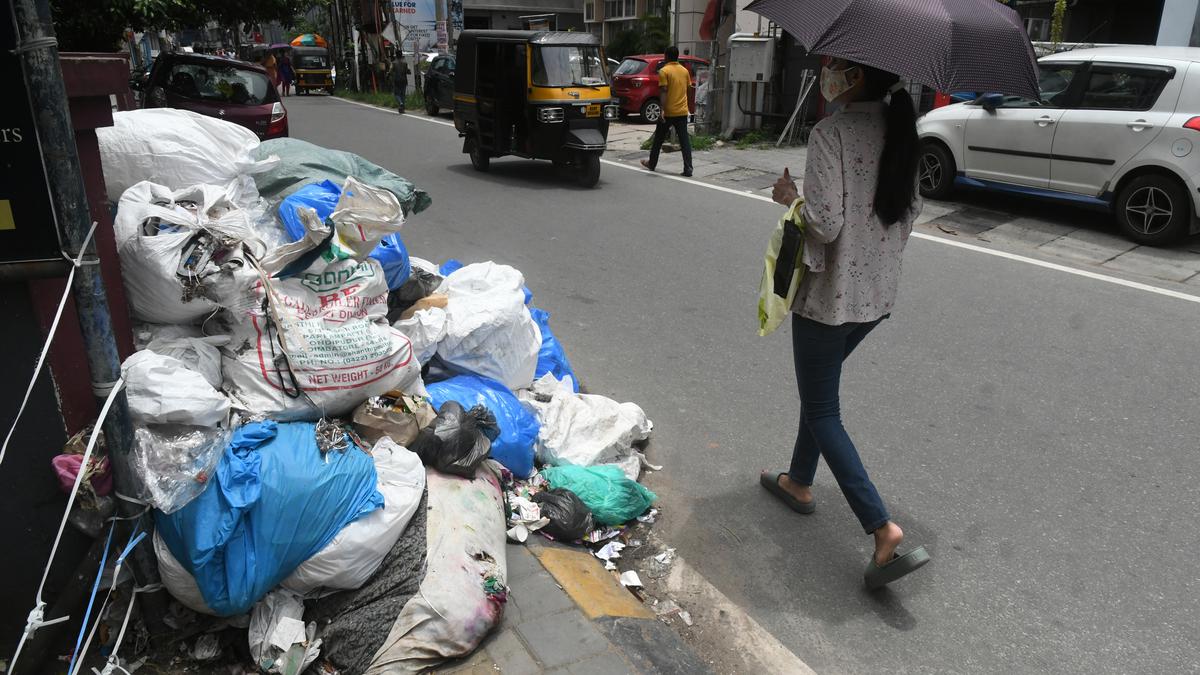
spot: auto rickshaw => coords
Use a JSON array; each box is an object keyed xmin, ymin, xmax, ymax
[
  {"xmin": 453, "ymin": 30, "xmax": 618, "ymax": 188},
  {"xmin": 292, "ymin": 45, "xmax": 333, "ymax": 94}
]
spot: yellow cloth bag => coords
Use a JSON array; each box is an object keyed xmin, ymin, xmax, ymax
[{"xmin": 757, "ymin": 198, "xmax": 806, "ymax": 337}]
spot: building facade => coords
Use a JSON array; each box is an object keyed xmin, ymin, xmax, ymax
[
  {"xmin": 1011, "ymin": 0, "xmax": 1200, "ymax": 47},
  {"xmin": 463, "ymin": 0, "xmax": 585, "ymax": 32}
]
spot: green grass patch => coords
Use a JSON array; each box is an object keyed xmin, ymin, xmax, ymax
[
  {"xmin": 337, "ymin": 88, "xmax": 425, "ymax": 111},
  {"xmin": 735, "ymin": 128, "xmax": 773, "ymax": 149}
]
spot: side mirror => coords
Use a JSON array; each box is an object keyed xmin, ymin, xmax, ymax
[{"xmin": 978, "ymin": 92, "xmax": 1004, "ymax": 112}]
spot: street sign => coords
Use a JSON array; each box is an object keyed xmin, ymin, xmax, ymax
[{"xmin": 0, "ymin": 5, "xmax": 62, "ymax": 265}]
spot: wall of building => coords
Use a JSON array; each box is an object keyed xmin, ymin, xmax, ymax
[{"xmin": 1157, "ymin": 0, "xmax": 1200, "ymax": 45}]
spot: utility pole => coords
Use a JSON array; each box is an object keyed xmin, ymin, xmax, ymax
[{"xmin": 10, "ymin": 0, "xmax": 167, "ymax": 642}]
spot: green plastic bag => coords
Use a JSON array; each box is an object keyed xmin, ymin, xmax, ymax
[
  {"xmin": 757, "ymin": 198, "xmax": 806, "ymax": 337},
  {"xmin": 540, "ymin": 465, "xmax": 657, "ymax": 526}
]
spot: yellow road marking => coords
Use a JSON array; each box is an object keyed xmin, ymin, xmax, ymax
[{"xmin": 531, "ymin": 546, "xmax": 653, "ymax": 620}]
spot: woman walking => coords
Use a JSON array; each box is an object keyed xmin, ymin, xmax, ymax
[
  {"xmin": 759, "ymin": 58, "xmax": 929, "ymax": 589},
  {"xmin": 279, "ymin": 53, "xmax": 295, "ymax": 96}
]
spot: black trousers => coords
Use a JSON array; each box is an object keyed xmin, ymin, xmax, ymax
[{"xmin": 646, "ymin": 115, "xmax": 693, "ymax": 173}]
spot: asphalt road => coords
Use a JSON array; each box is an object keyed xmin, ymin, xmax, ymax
[{"xmin": 284, "ymin": 95, "xmax": 1200, "ymax": 674}]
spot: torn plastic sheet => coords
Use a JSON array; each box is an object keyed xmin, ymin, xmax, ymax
[{"xmin": 619, "ymin": 571, "xmax": 643, "ymax": 588}]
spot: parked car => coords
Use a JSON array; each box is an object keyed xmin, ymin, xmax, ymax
[
  {"xmin": 610, "ymin": 54, "xmax": 710, "ymax": 123},
  {"xmin": 424, "ymin": 54, "xmax": 456, "ymax": 116},
  {"xmin": 138, "ymin": 52, "xmax": 288, "ymax": 140},
  {"xmin": 918, "ymin": 46, "xmax": 1200, "ymax": 245}
]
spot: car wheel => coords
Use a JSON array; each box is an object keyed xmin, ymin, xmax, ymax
[
  {"xmin": 1115, "ymin": 174, "xmax": 1190, "ymax": 246},
  {"xmin": 469, "ymin": 140, "xmax": 490, "ymax": 172},
  {"xmin": 576, "ymin": 152, "xmax": 601, "ymax": 188},
  {"xmin": 639, "ymin": 98, "xmax": 662, "ymax": 124},
  {"xmin": 918, "ymin": 142, "xmax": 956, "ymax": 200}
]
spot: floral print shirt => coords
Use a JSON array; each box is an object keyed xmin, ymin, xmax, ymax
[{"xmin": 792, "ymin": 101, "xmax": 920, "ymax": 325}]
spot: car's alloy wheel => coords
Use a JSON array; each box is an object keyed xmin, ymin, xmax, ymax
[
  {"xmin": 918, "ymin": 153, "xmax": 942, "ymax": 193},
  {"xmin": 1123, "ymin": 186, "xmax": 1174, "ymax": 237},
  {"xmin": 640, "ymin": 99, "xmax": 662, "ymax": 123},
  {"xmin": 917, "ymin": 142, "xmax": 956, "ymax": 200}
]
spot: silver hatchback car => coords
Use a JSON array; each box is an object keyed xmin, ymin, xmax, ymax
[{"xmin": 917, "ymin": 46, "xmax": 1200, "ymax": 245}]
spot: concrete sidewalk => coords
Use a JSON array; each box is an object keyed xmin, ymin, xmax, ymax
[
  {"xmin": 438, "ymin": 541, "xmax": 711, "ymax": 675},
  {"xmin": 604, "ymin": 121, "xmax": 1200, "ymax": 287}
]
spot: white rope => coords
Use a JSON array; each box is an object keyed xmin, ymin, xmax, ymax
[
  {"xmin": 67, "ymin": 528, "xmax": 146, "ymax": 675},
  {"xmin": 0, "ymin": 221, "xmax": 99, "ymax": 468},
  {"xmin": 8, "ymin": 376, "xmax": 124, "ymax": 675},
  {"xmin": 91, "ymin": 584, "xmax": 141, "ymax": 675}
]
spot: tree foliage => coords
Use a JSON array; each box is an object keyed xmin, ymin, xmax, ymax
[
  {"xmin": 605, "ymin": 13, "xmax": 672, "ymax": 61},
  {"xmin": 1050, "ymin": 0, "xmax": 1067, "ymax": 44},
  {"xmin": 50, "ymin": 0, "xmax": 326, "ymax": 52}
]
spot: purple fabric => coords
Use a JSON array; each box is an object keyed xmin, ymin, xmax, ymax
[
  {"xmin": 743, "ymin": 0, "xmax": 1040, "ymax": 99},
  {"xmin": 52, "ymin": 454, "xmax": 113, "ymax": 497}
]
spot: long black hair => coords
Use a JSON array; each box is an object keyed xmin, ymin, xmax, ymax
[{"xmin": 858, "ymin": 65, "xmax": 919, "ymax": 226}]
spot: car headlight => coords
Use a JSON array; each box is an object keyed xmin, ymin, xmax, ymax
[
  {"xmin": 538, "ymin": 107, "xmax": 564, "ymax": 123},
  {"xmin": 603, "ymin": 105, "xmax": 619, "ymax": 120}
]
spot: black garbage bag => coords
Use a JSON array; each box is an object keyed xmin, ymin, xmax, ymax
[
  {"xmin": 532, "ymin": 488, "xmax": 595, "ymax": 542},
  {"xmin": 387, "ymin": 267, "xmax": 444, "ymax": 323},
  {"xmin": 409, "ymin": 401, "xmax": 500, "ymax": 478}
]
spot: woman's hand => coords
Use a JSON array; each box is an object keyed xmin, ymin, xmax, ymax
[{"xmin": 772, "ymin": 167, "xmax": 798, "ymax": 206}]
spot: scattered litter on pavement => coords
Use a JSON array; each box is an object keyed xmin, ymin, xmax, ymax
[
  {"xmin": 620, "ymin": 571, "xmax": 644, "ymax": 588},
  {"xmin": 637, "ymin": 508, "xmax": 659, "ymax": 524}
]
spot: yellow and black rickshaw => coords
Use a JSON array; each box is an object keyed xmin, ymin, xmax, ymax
[
  {"xmin": 453, "ymin": 30, "xmax": 618, "ymax": 188},
  {"xmin": 292, "ymin": 45, "xmax": 333, "ymax": 94}
]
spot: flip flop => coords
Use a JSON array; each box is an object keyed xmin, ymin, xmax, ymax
[
  {"xmin": 759, "ymin": 471, "xmax": 816, "ymax": 514},
  {"xmin": 864, "ymin": 546, "xmax": 931, "ymax": 590}
]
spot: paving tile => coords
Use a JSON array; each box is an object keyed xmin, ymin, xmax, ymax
[
  {"xmin": 517, "ymin": 608, "xmax": 611, "ymax": 669},
  {"xmin": 1037, "ymin": 228, "xmax": 1137, "ymax": 264},
  {"xmin": 1184, "ymin": 272, "xmax": 1200, "ymax": 286},
  {"xmin": 594, "ymin": 617, "xmax": 713, "ymax": 675},
  {"xmin": 508, "ymin": 569, "xmax": 575, "ymax": 618},
  {"xmin": 567, "ymin": 649, "xmax": 637, "ymax": 675},
  {"xmin": 974, "ymin": 217, "xmax": 1077, "ymax": 248},
  {"xmin": 926, "ymin": 205, "xmax": 1012, "ymax": 235},
  {"xmin": 500, "ymin": 590, "xmax": 526, "ymax": 629},
  {"xmin": 913, "ymin": 201, "xmax": 960, "ymax": 226},
  {"xmin": 484, "ymin": 628, "xmax": 542, "ymax": 675},
  {"xmin": 687, "ymin": 162, "xmax": 738, "ymax": 178},
  {"xmin": 1100, "ymin": 246, "xmax": 1200, "ymax": 282},
  {"xmin": 507, "ymin": 543, "xmax": 544, "ymax": 582},
  {"xmin": 437, "ymin": 647, "xmax": 499, "ymax": 674}
]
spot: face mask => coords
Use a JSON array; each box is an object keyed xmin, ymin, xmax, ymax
[{"xmin": 820, "ymin": 65, "xmax": 858, "ymax": 103}]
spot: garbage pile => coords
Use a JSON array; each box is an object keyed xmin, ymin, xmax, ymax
[{"xmin": 45, "ymin": 108, "xmax": 661, "ymax": 675}]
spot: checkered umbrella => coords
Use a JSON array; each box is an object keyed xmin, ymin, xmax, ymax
[{"xmin": 743, "ymin": 0, "xmax": 1040, "ymax": 99}]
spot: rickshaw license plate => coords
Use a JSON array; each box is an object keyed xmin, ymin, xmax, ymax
[{"xmin": 585, "ymin": 104, "xmax": 601, "ymax": 117}]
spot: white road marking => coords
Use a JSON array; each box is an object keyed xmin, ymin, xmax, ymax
[{"xmin": 328, "ymin": 95, "xmax": 1200, "ymax": 305}]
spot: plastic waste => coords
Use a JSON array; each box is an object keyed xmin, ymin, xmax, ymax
[
  {"xmin": 220, "ymin": 179, "xmax": 424, "ymax": 420},
  {"xmin": 408, "ymin": 401, "xmax": 499, "ymax": 478},
  {"xmin": 143, "ymin": 335, "xmax": 228, "ymax": 390},
  {"xmin": 363, "ymin": 469, "xmax": 508, "ymax": 672},
  {"xmin": 132, "ymin": 423, "xmax": 230, "ymax": 515},
  {"xmin": 518, "ymin": 374, "xmax": 652, "ymax": 469},
  {"xmin": 352, "ymin": 390, "xmax": 438, "ymax": 447},
  {"xmin": 531, "ymin": 488, "xmax": 594, "ymax": 541},
  {"xmin": 529, "ymin": 307, "xmax": 579, "ymax": 392},
  {"xmin": 121, "ymin": 350, "xmax": 230, "ymax": 428},
  {"xmin": 394, "ymin": 307, "xmax": 448, "ymax": 366},
  {"xmin": 540, "ymin": 465, "xmax": 657, "ymax": 526},
  {"xmin": 281, "ymin": 439, "xmax": 426, "ymax": 595},
  {"xmin": 278, "ymin": 179, "xmax": 412, "ymax": 289},
  {"xmin": 427, "ymin": 374, "xmax": 539, "ymax": 478},
  {"xmin": 388, "ymin": 265, "xmax": 444, "ymax": 322},
  {"xmin": 98, "ymin": 108, "xmax": 278, "ymax": 213},
  {"xmin": 436, "ymin": 262, "xmax": 542, "ymax": 391},
  {"xmin": 758, "ymin": 198, "xmax": 807, "ymax": 337},
  {"xmin": 250, "ymin": 137, "xmax": 431, "ymax": 216},
  {"xmin": 113, "ymin": 182, "xmax": 263, "ymax": 324},
  {"xmin": 248, "ymin": 589, "xmax": 322, "ymax": 674},
  {"xmin": 155, "ymin": 420, "xmax": 384, "ymax": 616}
]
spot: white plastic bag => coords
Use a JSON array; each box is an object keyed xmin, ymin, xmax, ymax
[
  {"xmin": 121, "ymin": 350, "xmax": 230, "ymax": 427},
  {"xmin": 98, "ymin": 108, "xmax": 277, "ymax": 210},
  {"xmin": 518, "ymin": 374, "xmax": 653, "ymax": 468},
  {"xmin": 221, "ymin": 179, "xmax": 423, "ymax": 420},
  {"xmin": 365, "ymin": 468, "xmax": 508, "ymax": 673},
  {"xmin": 113, "ymin": 182, "xmax": 263, "ymax": 324},
  {"xmin": 394, "ymin": 307, "xmax": 447, "ymax": 366},
  {"xmin": 436, "ymin": 263, "xmax": 541, "ymax": 391},
  {"xmin": 154, "ymin": 529, "xmax": 213, "ymax": 614},
  {"xmin": 144, "ymin": 335, "xmax": 229, "ymax": 391},
  {"xmin": 248, "ymin": 589, "xmax": 322, "ymax": 674},
  {"xmin": 282, "ymin": 439, "xmax": 426, "ymax": 595}
]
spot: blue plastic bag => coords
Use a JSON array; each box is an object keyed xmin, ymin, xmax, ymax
[
  {"xmin": 426, "ymin": 374, "xmax": 539, "ymax": 478},
  {"xmin": 155, "ymin": 421, "xmax": 383, "ymax": 616},
  {"xmin": 529, "ymin": 307, "xmax": 578, "ymax": 392},
  {"xmin": 279, "ymin": 181, "xmax": 412, "ymax": 289}
]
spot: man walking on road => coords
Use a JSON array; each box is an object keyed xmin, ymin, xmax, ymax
[
  {"xmin": 392, "ymin": 53, "xmax": 410, "ymax": 114},
  {"xmin": 641, "ymin": 46, "xmax": 693, "ymax": 177}
]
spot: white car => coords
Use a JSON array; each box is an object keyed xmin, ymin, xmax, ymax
[{"xmin": 917, "ymin": 46, "xmax": 1200, "ymax": 245}]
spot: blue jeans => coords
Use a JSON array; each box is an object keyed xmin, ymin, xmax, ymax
[{"xmin": 789, "ymin": 314, "xmax": 890, "ymax": 533}]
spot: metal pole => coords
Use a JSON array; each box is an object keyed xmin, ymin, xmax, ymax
[{"xmin": 10, "ymin": 0, "xmax": 167, "ymax": 637}]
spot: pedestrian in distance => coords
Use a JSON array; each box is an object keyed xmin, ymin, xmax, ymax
[
  {"xmin": 640, "ymin": 45, "xmax": 694, "ymax": 177},
  {"xmin": 392, "ymin": 54, "xmax": 410, "ymax": 114},
  {"xmin": 279, "ymin": 53, "xmax": 294, "ymax": 97},
  {"xmin": 759, "ymin": 58, "xmax": 930, "ymax": 589},
  {"xmin": 260, "ymin": 51, "xmax": 278, "ymax": 92}
]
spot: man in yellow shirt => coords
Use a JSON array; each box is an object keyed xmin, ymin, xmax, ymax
[{"xmin": 640, "ymin": 46, "xmax": 694, "ymax": 177}]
